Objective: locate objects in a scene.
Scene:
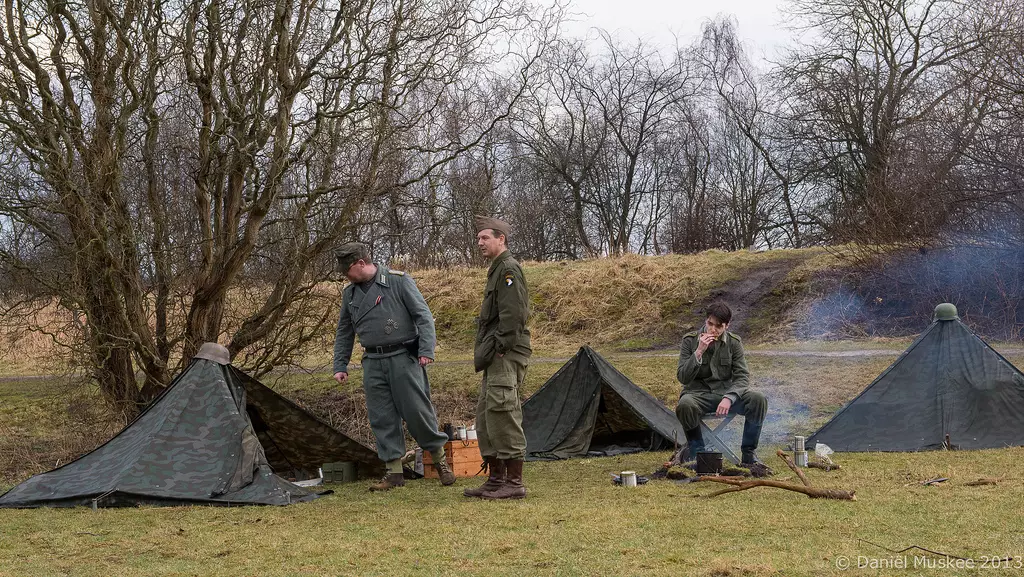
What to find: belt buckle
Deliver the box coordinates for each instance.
[375,345,385,354]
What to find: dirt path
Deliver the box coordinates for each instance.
[700,254,807,335]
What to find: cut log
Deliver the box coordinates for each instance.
[808,460,841,471]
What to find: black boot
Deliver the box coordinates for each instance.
[741,419,764,465]
[684,427,705,461]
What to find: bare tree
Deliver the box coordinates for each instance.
[0,0,560,415]
[776,0,1003,245]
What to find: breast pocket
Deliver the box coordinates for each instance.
[718,353,733,378]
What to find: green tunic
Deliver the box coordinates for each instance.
[675,329,766,430]
[473,250,532,460]
[676,329,750,401]
[332,266,447,461]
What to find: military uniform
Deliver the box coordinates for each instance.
[333,264,449,470]
[464,215,532,500]
[675,328,767,463]
[473,249,532,459]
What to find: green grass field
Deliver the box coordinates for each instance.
[3,344,1024,576]
[1,448,1022,576]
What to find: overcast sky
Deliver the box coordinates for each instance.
[564,0,793,61]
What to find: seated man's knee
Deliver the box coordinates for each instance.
[676,396,702,426]
[743,391,768,421]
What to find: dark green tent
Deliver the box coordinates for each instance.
[808,303,1024,452]
[522,346,738,462]
[0,343,382,508]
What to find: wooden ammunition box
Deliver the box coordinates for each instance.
[421,439,485,478]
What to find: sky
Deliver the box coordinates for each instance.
[564,0,793,62]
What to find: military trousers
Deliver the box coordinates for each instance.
[675,389,768,431]
[476,354,528,460]
[362,352,448,462]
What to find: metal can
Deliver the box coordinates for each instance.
[794,450,808,467]
[621,471,637,487]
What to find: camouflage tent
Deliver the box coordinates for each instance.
[522,346,737,462]
[0,343,382,508]
[808,303,1024,451]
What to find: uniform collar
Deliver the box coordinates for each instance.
[487,249,511,276]
[373,264,390,287]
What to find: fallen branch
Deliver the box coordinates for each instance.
[695,451,857,500]
[696,476,857,500]
[963,478,1004,487]
[776,450,811,487]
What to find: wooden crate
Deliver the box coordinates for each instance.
[421,439,485,478]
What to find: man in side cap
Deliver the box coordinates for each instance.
[333,242,455,491]
[463,216,532,500]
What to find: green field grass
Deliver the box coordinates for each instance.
[2,447,1022,577]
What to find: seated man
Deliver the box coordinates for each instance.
[675,302,767,466]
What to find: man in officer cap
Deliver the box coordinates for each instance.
[463,216,532,500]
[333,242,454,491]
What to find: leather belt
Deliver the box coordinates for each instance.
[363,341,412,355]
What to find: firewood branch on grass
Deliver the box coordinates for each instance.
[695,450,856,501]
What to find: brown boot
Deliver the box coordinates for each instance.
[481,459,525,500]
[463,456,504,498]
[368,472,406,492]
[434,456,456,486]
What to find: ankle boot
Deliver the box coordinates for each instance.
[463,457,504,498]
[368,472,406,492]
[481,459,526,500]
[433,456,456,486]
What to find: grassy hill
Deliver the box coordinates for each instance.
[411,247,843,356]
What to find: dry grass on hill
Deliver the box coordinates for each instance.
[0,247,842,372]
[414,247,839,355]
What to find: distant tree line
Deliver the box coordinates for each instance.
[1,0,1023,413]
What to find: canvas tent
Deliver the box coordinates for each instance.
[808,303,1024,452]
[0,343,382,508]
[522,346,739,462]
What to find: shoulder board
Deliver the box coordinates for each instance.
[388,269,405,276]
[683,331,699,338]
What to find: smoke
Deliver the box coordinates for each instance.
[795,244,1024,340]
[711,377,813,448]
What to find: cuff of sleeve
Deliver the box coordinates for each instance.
[724,393,739,404]
[694,352,702,365]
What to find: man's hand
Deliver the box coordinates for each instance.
[418,356,433,367]
[716,397,732,416]
[696,332,716,357]
[334,371,348,384]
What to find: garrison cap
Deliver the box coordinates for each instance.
[474,215,511,238]
[335,242,370,273]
